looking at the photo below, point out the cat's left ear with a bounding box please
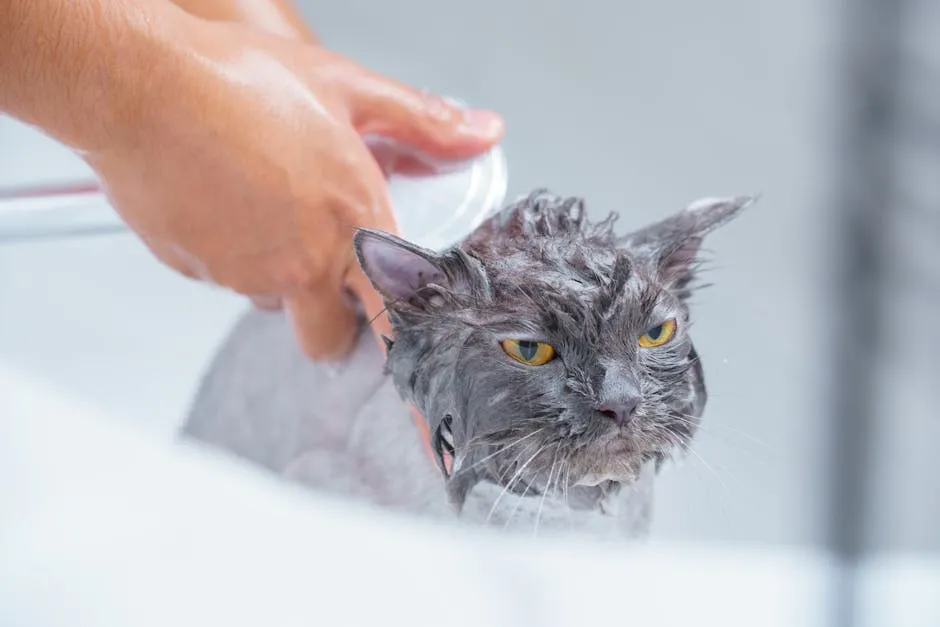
[619,196,756,287]
[353,229,449,303]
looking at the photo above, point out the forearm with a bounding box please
[0,0,175,151]
[169,0,317,42]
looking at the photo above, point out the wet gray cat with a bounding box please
[183,190,753,539]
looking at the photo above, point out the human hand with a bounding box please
[84,7,504,359]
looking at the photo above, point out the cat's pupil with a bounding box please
[518,341,539,360]
[647,325,663,340]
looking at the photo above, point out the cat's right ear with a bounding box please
[353,229,447,302]
[618,196,756,287]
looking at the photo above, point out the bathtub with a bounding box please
[1,360,839,627]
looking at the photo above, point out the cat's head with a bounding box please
[354,190,753,512]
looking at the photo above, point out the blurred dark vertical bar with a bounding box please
[826,0,904,625]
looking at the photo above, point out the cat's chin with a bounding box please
[574,470,638,488]
[568,437,649,488]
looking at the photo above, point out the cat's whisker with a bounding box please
[532,447,560,537]
[655,428,692,465]
[713,424,773,453]
[563,459,574,530]
[463,428,546,474]
[485,445,545,526]
[491,445,533,496]
[671,411,775,458]
[502,469,539,531]
[493,443,533,487]
[661,423,737,500]
[664,431,739,534]
[365,306,390,329]
[487,462,525,525]
[689,421,776,457]
[493,477,534,531]
[686,446,745,496]
[467,419,548,447]
[552,457,568,529]
[503,440,566,531]
[666,414,698,428]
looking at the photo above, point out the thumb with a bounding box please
[342,66,504,161]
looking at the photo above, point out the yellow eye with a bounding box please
[500,339,556,366]
[638,319,677,348]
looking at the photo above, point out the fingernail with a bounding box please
[459,110,504,138]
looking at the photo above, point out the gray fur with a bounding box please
[183,190,753,539]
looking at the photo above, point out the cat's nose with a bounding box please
[597,398,640,426]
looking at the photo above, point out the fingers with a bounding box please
[267,135,394,361]
[342,66,504,162]
[285,262,391,361]
[284,286,360,361]
[283,262,390,362]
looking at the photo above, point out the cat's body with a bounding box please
[184,308,655,538]
[183,190,752,539]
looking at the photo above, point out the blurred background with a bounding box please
[1,0,937,625]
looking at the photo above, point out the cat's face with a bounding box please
[354,191,753,512]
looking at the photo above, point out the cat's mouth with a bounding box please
[445,439,665,515]
[567,428,669,488]
[574,471,636,487]
[570,456,644,488]
[497,440,648,491]
[447,416,677,511]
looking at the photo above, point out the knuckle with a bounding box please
[273,254,331,292]
[423,94,459,126]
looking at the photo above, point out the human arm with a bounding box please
[0,0,313,148]
[0,0,169,152]
[0,0,504,359]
